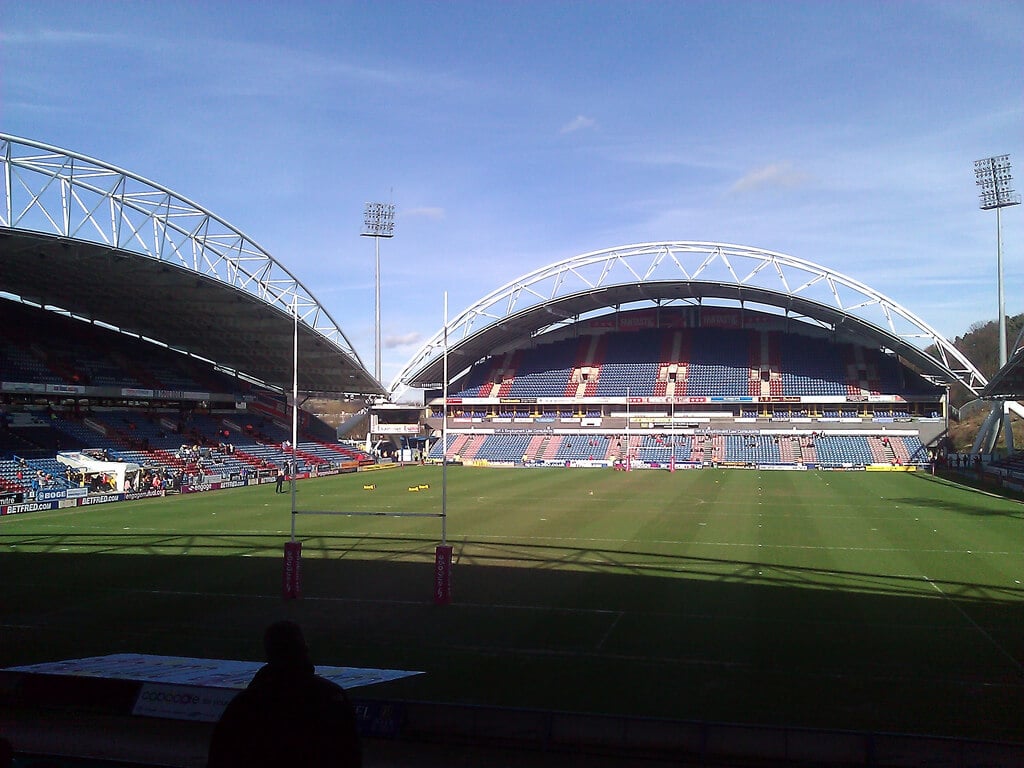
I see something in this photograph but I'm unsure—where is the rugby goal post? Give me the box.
[282,508,451,604]
[282,292,454,604]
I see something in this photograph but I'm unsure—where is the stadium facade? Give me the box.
[375,243,997,470]
[0,132,1015,515]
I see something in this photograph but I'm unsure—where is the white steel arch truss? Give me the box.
[0,133,365,369]
[395,241,987,394]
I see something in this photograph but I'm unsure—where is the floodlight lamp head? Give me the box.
[975,155,1021,210]
[362,202,396,238]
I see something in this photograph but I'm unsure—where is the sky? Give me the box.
[2,0,1022,393]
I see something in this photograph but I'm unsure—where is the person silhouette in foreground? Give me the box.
[207,620,362,767]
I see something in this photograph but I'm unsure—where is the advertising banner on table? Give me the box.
[134,683,236,722]
[7,653,422,723]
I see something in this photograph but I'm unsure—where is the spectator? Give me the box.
[207,620,361,767]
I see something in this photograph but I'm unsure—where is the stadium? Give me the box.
[1,134,1022,767]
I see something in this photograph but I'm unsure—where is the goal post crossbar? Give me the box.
[293,510,444,519]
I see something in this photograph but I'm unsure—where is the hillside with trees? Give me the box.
[947,312,1024,395]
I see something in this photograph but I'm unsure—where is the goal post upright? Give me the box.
[442,290,449,547]
[291,293,299,531]
[434,291,454,605]
[283,295,302,600]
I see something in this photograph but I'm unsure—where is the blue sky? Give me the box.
[3,1,1022,390]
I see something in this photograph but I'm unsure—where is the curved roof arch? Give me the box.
[0,133,381,394]
[394,241,986,395]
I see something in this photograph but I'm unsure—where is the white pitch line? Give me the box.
[924,576,1024,675]
[595,611,625,651]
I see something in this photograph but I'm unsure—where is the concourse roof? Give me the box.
[395,242,988,395]
[0,230,380,394]
[981,346,1024,399]
[0,134,382,396]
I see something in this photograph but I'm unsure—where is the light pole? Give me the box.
[361,202,395,383]
[975,155,1021,454]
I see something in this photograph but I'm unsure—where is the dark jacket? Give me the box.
[207,661,361,767]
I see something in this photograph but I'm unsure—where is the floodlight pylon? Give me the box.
[362,202,396,384]
[973,155,1021,456]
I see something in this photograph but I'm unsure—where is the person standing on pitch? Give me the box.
[275,465,285,493]
[207,620,362,767]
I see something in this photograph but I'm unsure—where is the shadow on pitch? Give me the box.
[1,527,1020,605]
[905,470,1024,518]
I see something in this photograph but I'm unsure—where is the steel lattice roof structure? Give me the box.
[981,345,1024,399]
[394,242,989,396]
[0,134,382,396]
[0,133,992,407]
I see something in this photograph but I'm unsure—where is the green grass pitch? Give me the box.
[1,466,1021,741]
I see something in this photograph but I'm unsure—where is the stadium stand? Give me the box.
[1,298,952,523]
[427,305,946,473]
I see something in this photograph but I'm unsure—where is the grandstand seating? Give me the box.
[591,332,662,397]
[722,435,782,464]
[0,407,372,487]
[506,343,574,398]
[685,329,751,397]
[0,300,244,395]
[0,459,28,492]
[556,434,610,461]
[447,326,944,407]
[421,430,930,469]
[779,335,846,396]
[814,435,873,466]
[799,438,818,465]
[636,435,693,463]
[475,433,532,462]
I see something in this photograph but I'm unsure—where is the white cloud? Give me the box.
[402,206,445,220]
[560,115,597,134]
[0,29,127,45]
[383,331,423,349]
[730,162,813,194]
